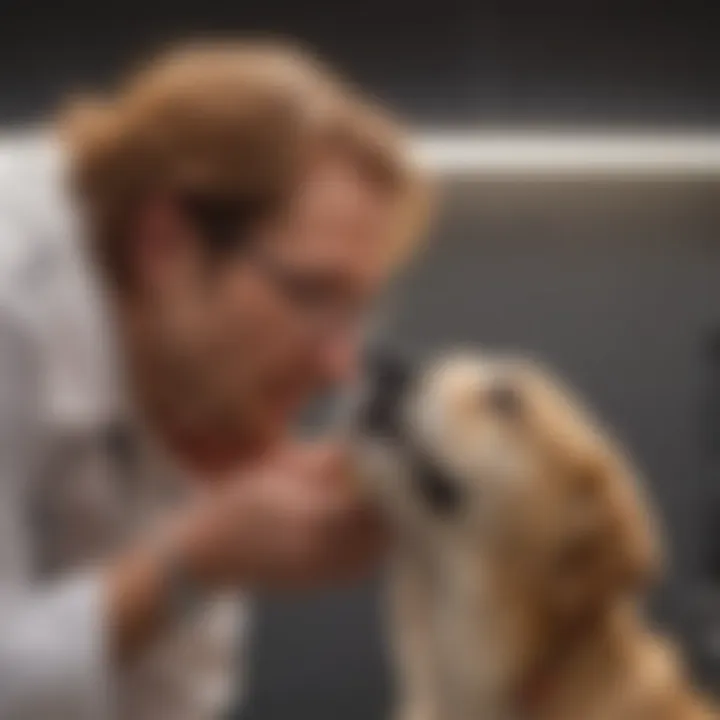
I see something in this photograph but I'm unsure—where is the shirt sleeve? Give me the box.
[0,307,113,720]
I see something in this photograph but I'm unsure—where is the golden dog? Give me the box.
[352,351,717,720]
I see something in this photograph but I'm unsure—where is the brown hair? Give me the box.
[61,40,428,289]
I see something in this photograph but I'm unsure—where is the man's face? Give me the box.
[139,154,402,461]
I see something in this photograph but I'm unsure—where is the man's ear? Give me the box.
[132,195,202,294]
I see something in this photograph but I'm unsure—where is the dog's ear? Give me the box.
[550,450,661,617]
[599,452,661,592]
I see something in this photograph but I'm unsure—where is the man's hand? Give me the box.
[109,442,386,661]
[179,442,388,591]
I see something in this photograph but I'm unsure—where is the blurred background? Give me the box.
[3,1,720,718]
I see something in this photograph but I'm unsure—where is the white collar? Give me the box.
[18,131,124,431]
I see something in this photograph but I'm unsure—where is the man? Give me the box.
[0,41,426,719]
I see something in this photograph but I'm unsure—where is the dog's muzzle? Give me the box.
[358,347,463,516]
[358,346,414,439]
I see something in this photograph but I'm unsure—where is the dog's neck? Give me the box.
[439,550,645,720]
[399,539,647,720]
[512,598,643,719]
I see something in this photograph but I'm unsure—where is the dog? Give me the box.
[350,349,717,720]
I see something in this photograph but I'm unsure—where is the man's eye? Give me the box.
[486,382,523,418]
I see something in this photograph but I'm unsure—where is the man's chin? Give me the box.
[262,392,306,429]
[167,416,283,477]
[183,397,303,475]
[181,434,274,477]
[234,401,297,457]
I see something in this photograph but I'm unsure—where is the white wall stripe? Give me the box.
[4,127,720,177]
[413,130,720,176]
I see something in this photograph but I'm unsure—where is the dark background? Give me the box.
[1,0,720,127]
[2,2,720,718]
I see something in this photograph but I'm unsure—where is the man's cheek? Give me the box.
[317,333,361,385]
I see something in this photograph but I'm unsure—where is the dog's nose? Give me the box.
[365,345,412,396]
[359,346,414,437]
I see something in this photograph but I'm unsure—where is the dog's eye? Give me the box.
[486,382,523,418]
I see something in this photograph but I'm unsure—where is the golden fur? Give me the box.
[354,352,717,720]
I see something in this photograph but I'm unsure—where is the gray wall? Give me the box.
[240,179,720,719]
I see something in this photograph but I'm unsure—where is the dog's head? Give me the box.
[352,349,661,615]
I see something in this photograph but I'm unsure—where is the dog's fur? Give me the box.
[353,352,717,720]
